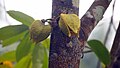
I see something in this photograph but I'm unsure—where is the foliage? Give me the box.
[0,10,50,68]
[0,51,16,62]
[87,40,111,65]
[7,10,34,26]
[32,43,48,68]
[0,10,111,68]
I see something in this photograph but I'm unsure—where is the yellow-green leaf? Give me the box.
[42,48,48,68]
[41,38,50,49]
[0,51,16,62]
[59,14,80,37]
[32,44,45,68]
[59,17,71,37]
[14,54,31,68]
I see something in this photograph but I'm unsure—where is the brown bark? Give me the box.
[107,23,120,68]
[49,0,112,68]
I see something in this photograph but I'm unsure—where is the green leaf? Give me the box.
[14,54,31,68]
[16,32,32,62]
[32,44,45,68]
[0,25,28,40]
[87,40,111,65]
[0,51,16,62]
[7,10,34,26]
[41,38,50,49]
[42,49,48,68]
[2,31,27,47]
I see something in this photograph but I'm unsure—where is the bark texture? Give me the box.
[49,0,112,68]
[107,23,120,68]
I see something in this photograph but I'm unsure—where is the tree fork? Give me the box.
[49,0,112,68]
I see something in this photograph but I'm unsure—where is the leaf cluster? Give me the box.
[0,10,50,68]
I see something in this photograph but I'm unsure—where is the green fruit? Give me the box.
[29,20,51,43]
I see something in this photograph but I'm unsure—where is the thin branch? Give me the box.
[83,50,92,53]
[104,0,116,45]
[107,21,120,68]
[112,22,117,31]
[84,46,91,49]
[81,0,112,40]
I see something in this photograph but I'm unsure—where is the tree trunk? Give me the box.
[107,22,120,68]
[49,0,112,68]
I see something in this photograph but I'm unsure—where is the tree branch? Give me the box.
[107,22,120,68]
[49,0,80,68]
[49,0,112,68]
[80,0,112,40]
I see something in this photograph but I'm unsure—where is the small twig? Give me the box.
[41,18,52,23]
[84,46,91,49]
[41,15,60,26]
[83,50,92,53]
[104,0,116,45]
[112,22,117,31]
